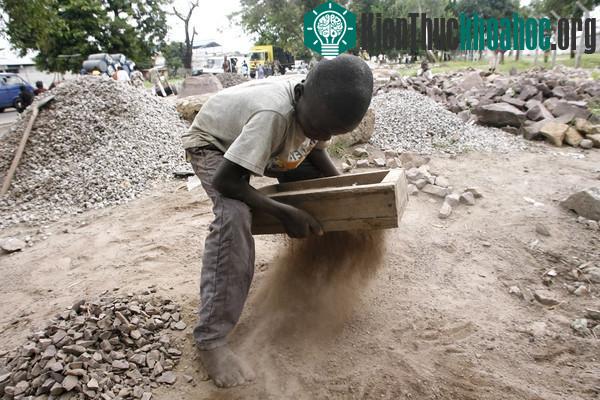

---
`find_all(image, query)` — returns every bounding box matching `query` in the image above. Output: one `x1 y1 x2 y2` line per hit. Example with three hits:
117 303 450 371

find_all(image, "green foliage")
0 0 168 72
162 42 185 75
529 0 600 19
454 0 519 18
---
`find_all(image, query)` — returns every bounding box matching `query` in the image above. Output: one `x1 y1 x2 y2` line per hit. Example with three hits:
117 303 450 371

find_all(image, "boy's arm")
212 159 323 238
307 147 340 177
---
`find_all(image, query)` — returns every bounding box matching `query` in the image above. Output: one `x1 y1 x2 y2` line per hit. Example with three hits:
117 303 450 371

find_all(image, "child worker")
181 54 373 388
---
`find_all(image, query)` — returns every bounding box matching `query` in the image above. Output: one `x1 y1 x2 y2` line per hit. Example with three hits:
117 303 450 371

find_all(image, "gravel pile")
370 90 530 154
0 291 186 399
215 73 249 88
0 76 188 229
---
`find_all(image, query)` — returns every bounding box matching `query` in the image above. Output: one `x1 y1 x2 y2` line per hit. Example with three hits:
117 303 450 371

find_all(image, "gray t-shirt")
182 76 326 176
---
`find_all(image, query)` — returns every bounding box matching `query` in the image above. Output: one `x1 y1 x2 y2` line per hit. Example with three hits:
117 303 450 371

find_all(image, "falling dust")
244 229 387 347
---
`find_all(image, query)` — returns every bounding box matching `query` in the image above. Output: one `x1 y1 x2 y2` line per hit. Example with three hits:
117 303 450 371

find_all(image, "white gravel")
370 90 531 154
0 76 188 229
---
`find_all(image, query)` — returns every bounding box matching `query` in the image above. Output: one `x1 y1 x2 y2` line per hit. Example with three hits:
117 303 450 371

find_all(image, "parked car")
0 73 34 112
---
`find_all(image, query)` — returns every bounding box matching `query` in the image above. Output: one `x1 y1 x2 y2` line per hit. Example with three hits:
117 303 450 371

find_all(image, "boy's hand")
279 205 323 238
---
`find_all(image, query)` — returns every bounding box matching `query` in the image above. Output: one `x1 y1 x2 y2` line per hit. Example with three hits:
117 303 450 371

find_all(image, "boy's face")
295 90 358 141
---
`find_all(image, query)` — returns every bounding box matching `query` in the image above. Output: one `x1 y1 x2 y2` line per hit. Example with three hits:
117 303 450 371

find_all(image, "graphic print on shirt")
266 138 318 172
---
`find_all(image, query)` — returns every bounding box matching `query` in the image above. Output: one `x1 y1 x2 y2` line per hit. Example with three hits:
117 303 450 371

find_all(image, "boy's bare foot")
198 345 255 388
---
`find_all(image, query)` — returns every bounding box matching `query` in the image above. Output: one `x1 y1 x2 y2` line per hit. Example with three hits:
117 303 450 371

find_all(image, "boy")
182 54 373 388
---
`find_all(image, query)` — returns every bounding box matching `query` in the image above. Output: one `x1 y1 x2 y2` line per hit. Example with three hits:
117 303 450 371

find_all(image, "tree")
0 0 169 72
162 42 185 75
173 1 199 72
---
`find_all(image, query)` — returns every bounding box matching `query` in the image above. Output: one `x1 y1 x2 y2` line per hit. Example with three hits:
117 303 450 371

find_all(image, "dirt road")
1 149 599 399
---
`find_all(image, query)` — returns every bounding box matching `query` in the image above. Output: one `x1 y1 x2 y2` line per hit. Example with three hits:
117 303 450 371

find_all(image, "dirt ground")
1 148 599 400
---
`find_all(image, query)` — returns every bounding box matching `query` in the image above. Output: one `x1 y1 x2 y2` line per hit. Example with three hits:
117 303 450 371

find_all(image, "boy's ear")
293 83 305 102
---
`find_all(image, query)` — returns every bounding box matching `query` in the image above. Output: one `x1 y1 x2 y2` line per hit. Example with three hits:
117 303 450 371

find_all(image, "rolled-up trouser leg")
188 148 255 350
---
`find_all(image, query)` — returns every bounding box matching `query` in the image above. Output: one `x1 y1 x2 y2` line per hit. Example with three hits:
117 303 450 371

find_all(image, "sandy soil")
1 148 599 400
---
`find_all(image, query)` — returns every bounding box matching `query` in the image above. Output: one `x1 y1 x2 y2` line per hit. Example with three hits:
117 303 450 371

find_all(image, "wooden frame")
251 169 408 235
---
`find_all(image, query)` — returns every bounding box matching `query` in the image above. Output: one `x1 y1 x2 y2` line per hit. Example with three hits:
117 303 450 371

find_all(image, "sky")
166 0 254 52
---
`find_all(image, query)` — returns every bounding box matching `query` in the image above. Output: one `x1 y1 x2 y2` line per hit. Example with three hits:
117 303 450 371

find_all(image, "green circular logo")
304 2 356 58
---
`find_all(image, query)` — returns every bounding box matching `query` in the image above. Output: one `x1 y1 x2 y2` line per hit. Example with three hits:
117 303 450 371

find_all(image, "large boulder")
522 118 553 141
175 93 214 122
331 108 375 147
178 75 223 98
587 134 600 148
564 127 584 147
561 187 600 221
475 103 526 127
551 101 591 120
526 103 554 121
539 121 569 146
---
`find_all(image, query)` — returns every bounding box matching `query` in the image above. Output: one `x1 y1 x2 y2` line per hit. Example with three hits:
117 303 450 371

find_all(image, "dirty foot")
198 345 255 388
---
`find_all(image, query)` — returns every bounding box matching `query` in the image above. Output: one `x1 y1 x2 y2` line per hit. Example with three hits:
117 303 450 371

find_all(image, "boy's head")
36 81 43 89
294 54 373 141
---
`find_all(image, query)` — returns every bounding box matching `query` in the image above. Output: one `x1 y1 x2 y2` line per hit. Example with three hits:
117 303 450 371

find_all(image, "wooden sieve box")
251 169 408 235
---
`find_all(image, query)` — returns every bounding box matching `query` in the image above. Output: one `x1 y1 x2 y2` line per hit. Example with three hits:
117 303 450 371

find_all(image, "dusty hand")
279 205 323 238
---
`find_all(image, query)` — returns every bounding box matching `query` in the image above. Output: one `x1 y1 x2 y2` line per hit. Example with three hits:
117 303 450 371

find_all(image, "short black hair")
304 54 373 127
36 81 43 88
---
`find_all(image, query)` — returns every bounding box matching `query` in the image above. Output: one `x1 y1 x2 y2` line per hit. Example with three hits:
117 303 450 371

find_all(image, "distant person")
113 66 130 82
17 85 34 113
131 70 144 88
241 61 249 78
417 60 432 80
33 81 47 95
257 64 265 79
222 56 231 73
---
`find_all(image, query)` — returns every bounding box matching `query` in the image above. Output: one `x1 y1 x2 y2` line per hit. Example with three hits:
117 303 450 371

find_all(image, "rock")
87 378 99 390
500 95 525 108
398 153 430 169
574 118 594 134
352 147 369 157
533 290 559 306
518 85 538 100
438 202 452 219
459 192 475 206
570 318 591 336
62 344 86 356
183 374 194 383
564 127 583 147
587 133 600 147
13 381 29 396
331 108 375 147
173 321 186 330
50 382 64 396
508 286 523 298
583 267 600 283
585 219 599 230
561 187 600 220
385 158 399 168
112 360 130 370
384 149 398 158
464 187 483 198
175 93 214 122
459 72 484 90
585 308 600 320
0 237 26 253
341 162 352 172
356 159 369 168
421 184 449 198
535 223 550 236
141 392 153 400
552 101 591 120
414 179 427 189
373 158 386 167
62 375 79 392
434 176 450 188
475 103 526 127
526 103 554 121
457 110 471 122
444 193 460 207
407 184 418 196
573 285 589 296
580 139 594 149
215 73 249 89
539 121 569 146
156 371 177 385
178 75 222 98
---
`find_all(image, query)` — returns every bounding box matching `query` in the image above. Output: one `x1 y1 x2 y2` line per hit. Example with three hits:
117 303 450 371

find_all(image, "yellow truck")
248 45 294 77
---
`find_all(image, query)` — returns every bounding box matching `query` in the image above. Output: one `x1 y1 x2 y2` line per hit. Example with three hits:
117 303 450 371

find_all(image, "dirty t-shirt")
181 76 327 176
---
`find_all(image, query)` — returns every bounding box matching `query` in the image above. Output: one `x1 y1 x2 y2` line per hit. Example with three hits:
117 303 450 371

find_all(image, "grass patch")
327 140 348 159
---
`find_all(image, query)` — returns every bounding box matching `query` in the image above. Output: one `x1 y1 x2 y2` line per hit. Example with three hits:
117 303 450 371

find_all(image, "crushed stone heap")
0 292 186 399
0 76 188 229
370 90 530 154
